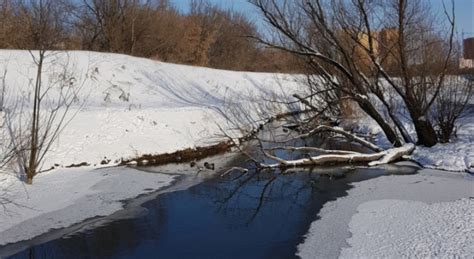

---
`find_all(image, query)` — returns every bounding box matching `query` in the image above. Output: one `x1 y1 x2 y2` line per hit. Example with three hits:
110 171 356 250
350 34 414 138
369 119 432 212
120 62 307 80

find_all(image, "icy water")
2 163 418 259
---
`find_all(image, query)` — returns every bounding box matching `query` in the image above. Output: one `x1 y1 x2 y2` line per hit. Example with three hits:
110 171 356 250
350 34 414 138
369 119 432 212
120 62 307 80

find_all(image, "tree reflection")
190 164 355 227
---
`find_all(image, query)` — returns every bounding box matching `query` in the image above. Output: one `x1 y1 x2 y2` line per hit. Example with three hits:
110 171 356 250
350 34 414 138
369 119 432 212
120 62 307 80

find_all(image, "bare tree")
76 0 154 55
5 52 85 184
3 0 84 184
434 76 473 143
249 0 457 147
210 0 466 169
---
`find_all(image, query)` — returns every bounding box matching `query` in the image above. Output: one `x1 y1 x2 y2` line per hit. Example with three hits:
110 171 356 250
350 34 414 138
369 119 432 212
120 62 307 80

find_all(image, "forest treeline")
0 0 303 72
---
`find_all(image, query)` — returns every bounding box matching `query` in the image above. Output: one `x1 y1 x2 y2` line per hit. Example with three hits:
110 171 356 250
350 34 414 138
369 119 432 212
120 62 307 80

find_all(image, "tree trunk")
357 98 403 147
391 113 413 144
405 99 438 147
27 51 43 185
26 168 35 185
413 117 437 147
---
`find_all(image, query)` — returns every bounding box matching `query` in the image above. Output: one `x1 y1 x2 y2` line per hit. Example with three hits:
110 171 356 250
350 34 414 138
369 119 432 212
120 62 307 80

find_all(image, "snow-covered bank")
0 150 240 248
297 169 474 258
345 105 474 172
1 50 471 171
340 198 473 258
0 50 303 169
43 107 223 167
411 115 474 172
0 167 175 246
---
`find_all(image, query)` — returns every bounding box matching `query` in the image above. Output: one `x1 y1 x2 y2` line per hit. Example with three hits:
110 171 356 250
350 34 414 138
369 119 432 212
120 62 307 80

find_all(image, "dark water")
2 162 417 259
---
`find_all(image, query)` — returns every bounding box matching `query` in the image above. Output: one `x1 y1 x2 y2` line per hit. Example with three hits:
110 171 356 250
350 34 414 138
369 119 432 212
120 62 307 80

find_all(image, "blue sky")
432 0 474 38
172 0 473 39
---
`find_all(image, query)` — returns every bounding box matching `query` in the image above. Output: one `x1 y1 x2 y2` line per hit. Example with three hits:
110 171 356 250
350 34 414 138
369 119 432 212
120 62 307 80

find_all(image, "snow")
43 107 223 167
340 198 473 258
0 50 303 169
411 115 474 172
368 143 415 166
343 100 474 172
1 49 471 173
0 167 176 246
297 169 474 258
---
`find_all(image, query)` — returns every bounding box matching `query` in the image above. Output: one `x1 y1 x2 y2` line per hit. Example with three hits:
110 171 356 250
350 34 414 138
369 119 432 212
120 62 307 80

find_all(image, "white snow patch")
297 169 474 259
340 198 473 258
0 167 175 246
43 107 225 167
411 116 474 172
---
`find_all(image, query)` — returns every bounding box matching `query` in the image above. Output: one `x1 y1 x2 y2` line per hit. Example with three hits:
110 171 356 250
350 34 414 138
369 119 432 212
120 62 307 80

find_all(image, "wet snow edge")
0 167 176 246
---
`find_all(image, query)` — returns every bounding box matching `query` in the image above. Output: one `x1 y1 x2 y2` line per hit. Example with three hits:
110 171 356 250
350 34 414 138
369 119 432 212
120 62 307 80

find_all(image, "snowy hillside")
0 50 303 169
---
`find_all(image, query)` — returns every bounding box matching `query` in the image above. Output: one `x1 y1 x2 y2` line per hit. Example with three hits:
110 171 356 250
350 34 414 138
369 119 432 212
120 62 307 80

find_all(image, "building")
355 31 379 71
378 28 400 72
356 28 400 73
461 37 474 69
459 58 473 69
463 37 474 59
335 29 378 70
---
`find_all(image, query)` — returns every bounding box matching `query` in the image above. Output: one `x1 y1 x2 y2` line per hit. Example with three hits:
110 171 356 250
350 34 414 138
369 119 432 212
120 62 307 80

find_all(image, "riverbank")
344 108 474 173
410 113 473 173
0 50 304 170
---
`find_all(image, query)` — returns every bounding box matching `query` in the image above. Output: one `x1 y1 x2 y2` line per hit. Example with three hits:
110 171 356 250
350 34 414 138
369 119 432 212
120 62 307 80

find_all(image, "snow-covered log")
368 143 415 166
263 144 415 168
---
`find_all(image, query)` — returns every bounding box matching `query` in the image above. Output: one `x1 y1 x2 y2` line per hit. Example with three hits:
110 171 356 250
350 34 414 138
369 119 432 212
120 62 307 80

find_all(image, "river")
1 156 420 258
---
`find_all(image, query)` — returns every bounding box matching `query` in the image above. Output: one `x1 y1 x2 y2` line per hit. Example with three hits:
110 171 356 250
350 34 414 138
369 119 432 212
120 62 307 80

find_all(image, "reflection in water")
5 163 417 259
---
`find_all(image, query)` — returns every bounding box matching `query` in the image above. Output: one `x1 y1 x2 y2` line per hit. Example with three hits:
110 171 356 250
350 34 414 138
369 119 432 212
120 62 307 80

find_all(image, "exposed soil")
65 162 91 168
120 141 234 167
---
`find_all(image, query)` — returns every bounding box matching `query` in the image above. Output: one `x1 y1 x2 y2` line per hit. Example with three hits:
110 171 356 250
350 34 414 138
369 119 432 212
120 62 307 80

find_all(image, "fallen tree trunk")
263 144 415 169
368 144 416 166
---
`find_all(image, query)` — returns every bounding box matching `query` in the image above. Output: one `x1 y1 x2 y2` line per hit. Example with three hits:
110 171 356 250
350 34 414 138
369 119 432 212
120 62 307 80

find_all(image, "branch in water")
266 146 358 155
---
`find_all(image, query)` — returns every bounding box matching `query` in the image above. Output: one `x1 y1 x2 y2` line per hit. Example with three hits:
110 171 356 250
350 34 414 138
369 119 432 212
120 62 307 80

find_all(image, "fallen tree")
257 134 415 169
217 114 416 170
